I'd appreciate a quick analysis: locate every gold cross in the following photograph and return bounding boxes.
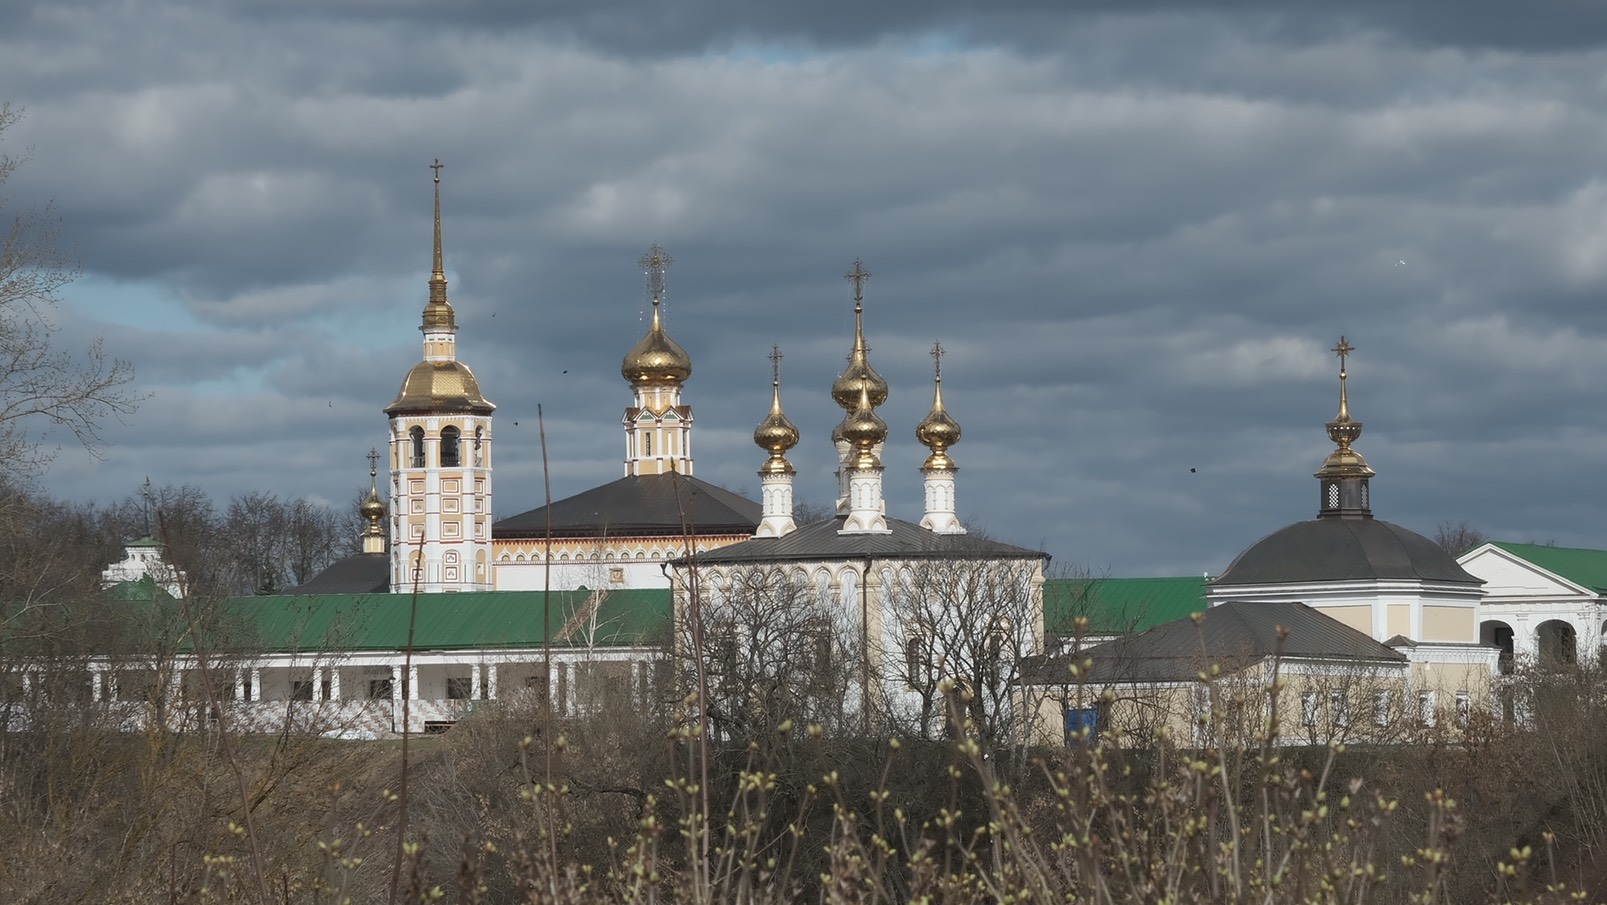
[1332,336,1353,373]
[639,243,673,299]
[845,258,871,302]
[769,344,783,383]
[429,158,443,183]
[367,447,379,477]
[931,341,944,380]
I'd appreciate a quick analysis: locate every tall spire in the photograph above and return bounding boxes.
[1314,335,1374,519]
[918,342,965,534]
[360,447,387,555]
[754,345,801,538]
[832,258,888,412]
[421,159,457,334]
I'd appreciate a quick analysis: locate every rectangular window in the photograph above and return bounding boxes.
[1329,690,1349,728]
[1373,690,1392,728]
[291,681,314,702]
[1418,691,1437,726]
[368,678,393,700]
[446,677,473,700]
[1300,691,1318,728]
[1455,691,1471,727]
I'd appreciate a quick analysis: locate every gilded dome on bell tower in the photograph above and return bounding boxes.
[916,341,961,469]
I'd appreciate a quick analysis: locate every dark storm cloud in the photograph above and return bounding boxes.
[6,0,1607,575]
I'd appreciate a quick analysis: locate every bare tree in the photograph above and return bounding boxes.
[0,105,138,476]
[878,556,1045,754]
[1434,519,1488,558]
[676,563,862,744]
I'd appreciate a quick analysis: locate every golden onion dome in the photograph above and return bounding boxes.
[385,360,495,415]
[916,376,961,469]
[621,299,693,385]
[360,486,386,522]
[840,385,887,468]
[831,300,888,412]
[755,379,800,475]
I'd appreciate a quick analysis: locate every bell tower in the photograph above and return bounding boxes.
[383,160,495,592]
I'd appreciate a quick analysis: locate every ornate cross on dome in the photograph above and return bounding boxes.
[639,243,673,300]
[769,344,783,383]
[1332,336,1353,375]
[845,258,871,303]
[367,446,379,478]
[430,158,443,183]
[931,340,944,380]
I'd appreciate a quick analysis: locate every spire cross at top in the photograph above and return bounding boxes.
[430,158,444,183]
[1332,336,1354,376]
[367,447,379,478]
[845,258,871,304]
[639,243,673,301]
[931,341,945,380]
[769,344,783,384]
[141,476,154,536]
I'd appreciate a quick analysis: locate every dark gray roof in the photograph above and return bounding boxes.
[686,515,1046,565]
[493,474,760,540]
[288,554,390,595]
[1212,518,1480,587]
[1025,601,1406,685]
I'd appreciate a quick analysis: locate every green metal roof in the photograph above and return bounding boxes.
[1492,542,1607,595]
[1044,576,1207,638]
[221,588,673,654]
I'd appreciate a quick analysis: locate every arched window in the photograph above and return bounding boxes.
[409,427,426,467]
[441,426,461,467]
[474,426,484,466]
[643,433,652,456]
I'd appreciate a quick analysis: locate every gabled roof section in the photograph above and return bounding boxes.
[494,475,760,539]
[1044,576,1207,637]
[1026,601,1406,686]
[686,515,1046,565]
[225,588,671,654]
[1489,542,1607,595]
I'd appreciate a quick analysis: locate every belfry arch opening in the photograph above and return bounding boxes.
[441,426,462,467]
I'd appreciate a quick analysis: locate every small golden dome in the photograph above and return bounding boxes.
[385,360,495,415]
[840,385,887,468]
[916,377,961,469]
[622,299,692,385]
[755,380,799,473]
[360,486,386,519]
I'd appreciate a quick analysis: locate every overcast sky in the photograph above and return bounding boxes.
[3,0,1606,576]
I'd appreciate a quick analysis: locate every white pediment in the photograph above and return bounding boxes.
[1458,544,1596,601]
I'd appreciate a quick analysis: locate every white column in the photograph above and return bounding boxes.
[408,666,419,700]
[390,665,402,705]
[233,671,245,702]
[90,668,102,703]
[755,470,796,538]
[487,664,499,700]
[470,663,482,700]
[329,668,342,702]
[919,467,965,535]
[19,672,31,696]
[841,466,891,535]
